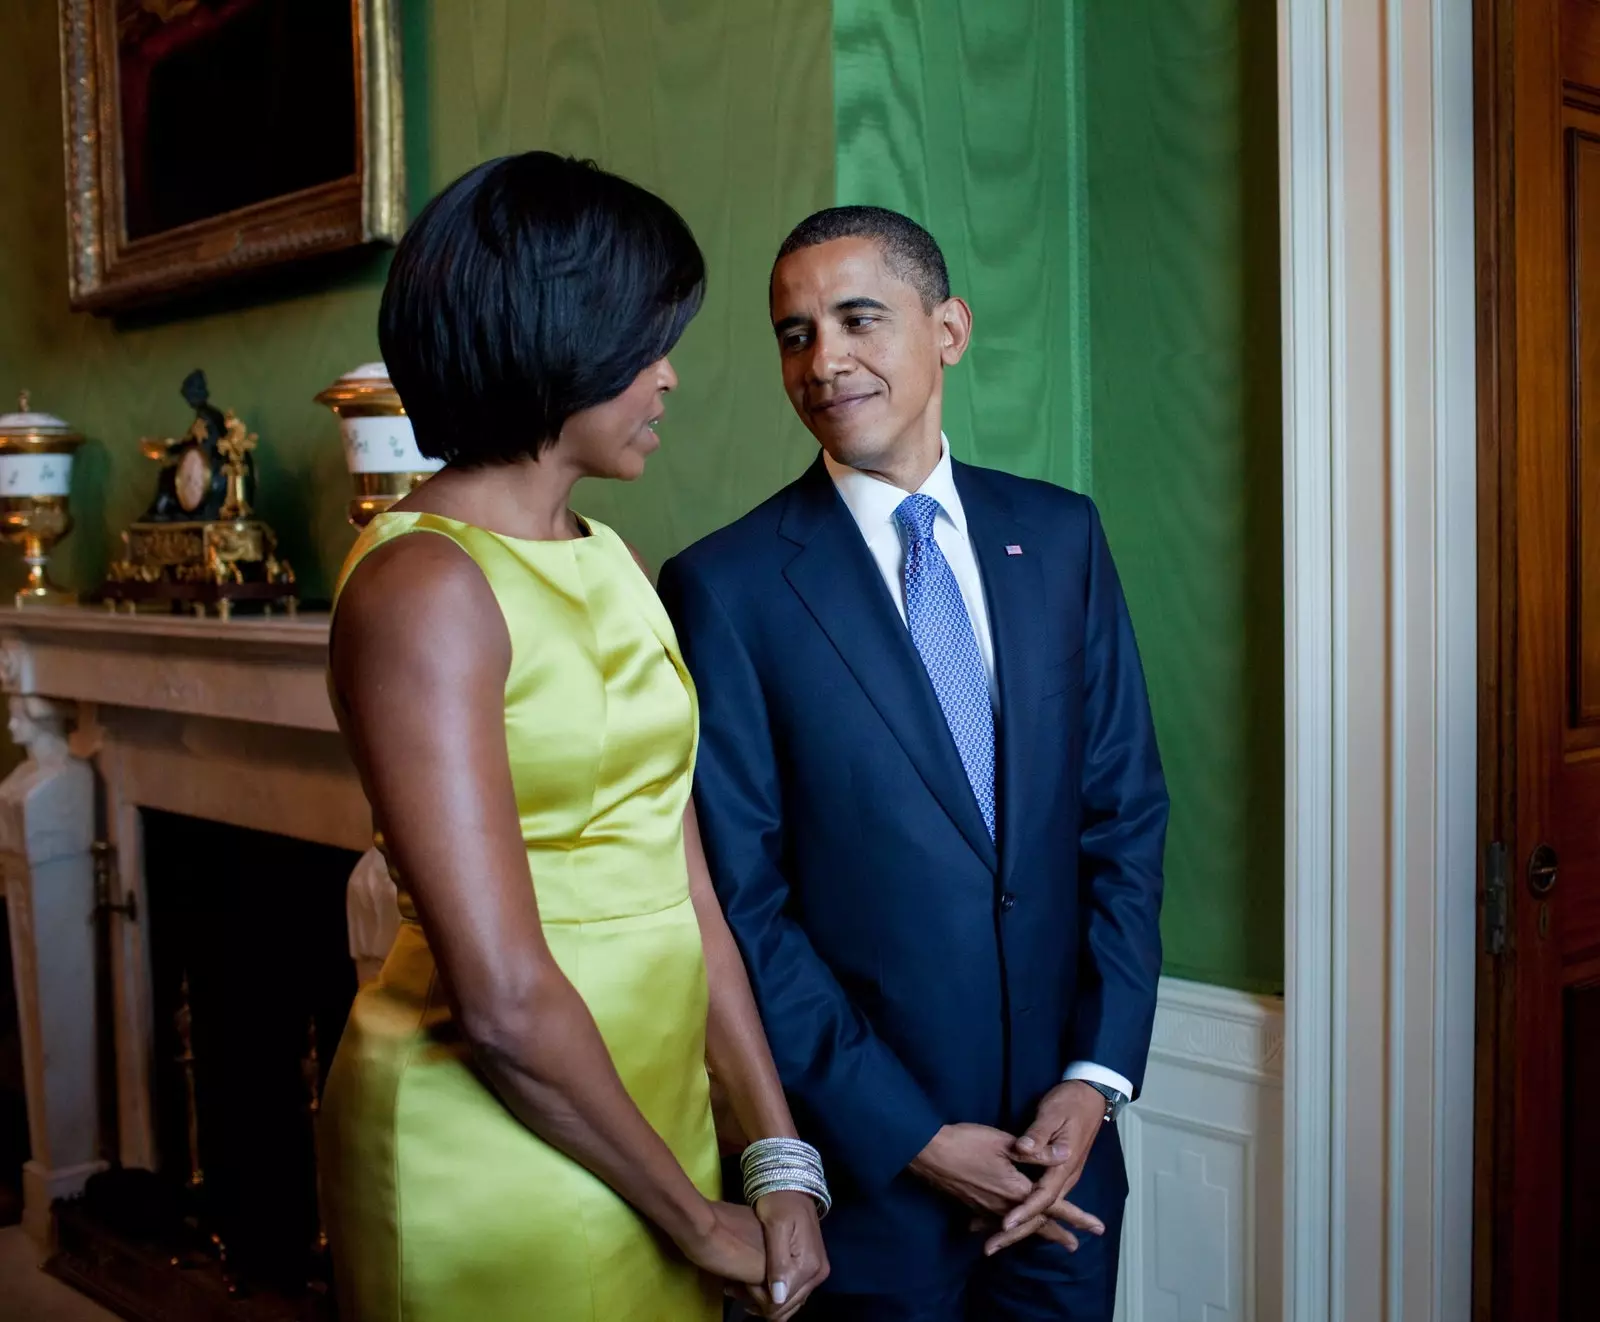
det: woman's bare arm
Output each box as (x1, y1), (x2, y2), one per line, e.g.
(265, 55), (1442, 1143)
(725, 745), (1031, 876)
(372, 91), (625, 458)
(683, 724), (830, 1318)
(684, 800), (799, 1146)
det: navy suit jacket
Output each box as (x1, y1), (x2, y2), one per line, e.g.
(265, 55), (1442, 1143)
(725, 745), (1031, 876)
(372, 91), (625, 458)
(658, 457), (1167, 1290)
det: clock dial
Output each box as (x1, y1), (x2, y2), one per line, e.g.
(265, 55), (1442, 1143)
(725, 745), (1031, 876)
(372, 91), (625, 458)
(176, 446), (211, 513)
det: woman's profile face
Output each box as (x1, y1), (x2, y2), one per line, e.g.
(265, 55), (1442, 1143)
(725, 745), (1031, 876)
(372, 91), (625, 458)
(554, 356), (678, 481)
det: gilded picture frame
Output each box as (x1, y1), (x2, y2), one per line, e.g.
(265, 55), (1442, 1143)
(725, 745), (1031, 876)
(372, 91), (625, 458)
(59, 0), (405, 313)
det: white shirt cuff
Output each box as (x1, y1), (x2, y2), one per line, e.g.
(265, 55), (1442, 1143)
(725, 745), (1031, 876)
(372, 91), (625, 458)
(1063, 1061), (1135, 1099)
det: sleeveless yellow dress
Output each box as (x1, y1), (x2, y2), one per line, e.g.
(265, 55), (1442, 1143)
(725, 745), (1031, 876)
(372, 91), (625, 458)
(319, 510), (721, 1322)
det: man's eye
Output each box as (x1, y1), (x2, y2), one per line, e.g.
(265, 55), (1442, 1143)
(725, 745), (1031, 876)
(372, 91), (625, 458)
(780, 333), (810, 352)
(844, 316), (876, 331)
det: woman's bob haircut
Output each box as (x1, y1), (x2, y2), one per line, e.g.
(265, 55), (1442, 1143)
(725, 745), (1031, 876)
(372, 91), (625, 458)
(378, 152), (706, 467)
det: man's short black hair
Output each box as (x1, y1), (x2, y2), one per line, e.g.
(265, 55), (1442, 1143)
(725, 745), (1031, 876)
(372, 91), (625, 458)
(379, 152), (705, 466)
(771, 205), (950, 311)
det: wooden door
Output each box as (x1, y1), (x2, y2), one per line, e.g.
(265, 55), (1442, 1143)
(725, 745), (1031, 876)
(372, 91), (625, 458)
(1478, 1), (1600, 1318)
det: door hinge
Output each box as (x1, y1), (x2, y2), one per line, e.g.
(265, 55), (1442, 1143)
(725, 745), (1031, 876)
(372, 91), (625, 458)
(90, 840), (137, 924)
(1485, 840), (1508, 956)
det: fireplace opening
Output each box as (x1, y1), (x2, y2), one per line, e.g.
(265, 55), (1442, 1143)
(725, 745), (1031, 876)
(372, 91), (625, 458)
(51, 809), (362, 1320)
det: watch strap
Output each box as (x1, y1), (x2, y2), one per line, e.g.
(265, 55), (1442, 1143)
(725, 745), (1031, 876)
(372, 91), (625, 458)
(1082, 1079), (1129, 1123)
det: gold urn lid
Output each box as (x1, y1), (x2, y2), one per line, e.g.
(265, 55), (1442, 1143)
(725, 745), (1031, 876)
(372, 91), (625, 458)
(314, 362), (404, 416)
(0, 392), (84, 454)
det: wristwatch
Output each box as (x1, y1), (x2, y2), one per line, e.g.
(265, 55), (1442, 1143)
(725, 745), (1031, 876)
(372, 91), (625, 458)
(1082, 1080), (1130, 1124)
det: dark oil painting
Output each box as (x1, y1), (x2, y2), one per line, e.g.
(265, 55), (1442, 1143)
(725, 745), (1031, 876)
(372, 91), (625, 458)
(116, 0), (358, 241)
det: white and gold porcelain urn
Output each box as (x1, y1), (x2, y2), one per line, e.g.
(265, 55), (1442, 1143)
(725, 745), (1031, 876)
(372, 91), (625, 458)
(0, 392), (85, 606)
(315, 363), (442, 528)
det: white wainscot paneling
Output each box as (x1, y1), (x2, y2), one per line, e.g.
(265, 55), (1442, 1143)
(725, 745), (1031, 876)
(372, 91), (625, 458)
(1115, 977), (1284, 1322)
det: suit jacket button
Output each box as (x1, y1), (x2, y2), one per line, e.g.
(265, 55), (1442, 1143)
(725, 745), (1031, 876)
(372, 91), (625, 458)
(1000, 892), (1017, 911)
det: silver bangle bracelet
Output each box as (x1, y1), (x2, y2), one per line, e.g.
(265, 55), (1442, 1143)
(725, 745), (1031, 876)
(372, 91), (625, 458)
(740, 1137), (832, 1218)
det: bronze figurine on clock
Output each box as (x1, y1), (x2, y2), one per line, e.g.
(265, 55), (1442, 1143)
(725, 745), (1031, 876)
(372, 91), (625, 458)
(136, 369), (242, 522)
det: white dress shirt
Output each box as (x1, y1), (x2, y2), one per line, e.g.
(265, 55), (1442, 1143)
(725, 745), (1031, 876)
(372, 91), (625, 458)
(824, 436), (1136, 1102)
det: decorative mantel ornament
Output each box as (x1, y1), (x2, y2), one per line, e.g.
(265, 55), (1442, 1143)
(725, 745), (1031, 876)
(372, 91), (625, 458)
(314, 362), (441, 527)
(103, 371), (296, 619)
(0, 393), (87, 607)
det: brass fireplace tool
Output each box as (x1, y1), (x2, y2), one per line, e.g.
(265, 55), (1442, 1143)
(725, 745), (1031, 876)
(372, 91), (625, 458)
(176, 973), (204, 1199)
(303, 1015), (332, 1290)
(170, 970), (232, 1285)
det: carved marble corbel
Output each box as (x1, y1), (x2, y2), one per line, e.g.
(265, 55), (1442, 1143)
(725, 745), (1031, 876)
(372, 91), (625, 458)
(0, 636), (35, 696)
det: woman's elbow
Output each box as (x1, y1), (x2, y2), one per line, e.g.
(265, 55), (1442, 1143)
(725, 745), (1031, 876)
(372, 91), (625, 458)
(455, 968), (563, 1071)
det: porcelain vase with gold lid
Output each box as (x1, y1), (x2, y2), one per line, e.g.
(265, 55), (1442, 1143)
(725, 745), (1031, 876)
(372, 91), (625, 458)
(0, 392), (86, 607)
(314, 363), (442, 527)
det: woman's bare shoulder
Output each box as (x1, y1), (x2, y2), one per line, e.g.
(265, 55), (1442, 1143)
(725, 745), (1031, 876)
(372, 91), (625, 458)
(332, 532), (511, 696)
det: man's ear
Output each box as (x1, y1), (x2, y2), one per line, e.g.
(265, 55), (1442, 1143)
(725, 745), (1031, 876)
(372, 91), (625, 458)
(939, 297), (974, 367)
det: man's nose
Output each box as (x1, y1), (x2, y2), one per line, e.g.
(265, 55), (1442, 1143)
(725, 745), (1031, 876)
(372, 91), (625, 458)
(805, 327), (850, 382)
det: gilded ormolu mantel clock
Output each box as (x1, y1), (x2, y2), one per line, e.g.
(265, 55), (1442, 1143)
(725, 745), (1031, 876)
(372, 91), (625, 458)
(102, 371), (296, 619)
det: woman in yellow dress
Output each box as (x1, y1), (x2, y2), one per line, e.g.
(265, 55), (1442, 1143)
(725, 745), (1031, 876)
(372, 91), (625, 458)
(320, 152), (829, 1321)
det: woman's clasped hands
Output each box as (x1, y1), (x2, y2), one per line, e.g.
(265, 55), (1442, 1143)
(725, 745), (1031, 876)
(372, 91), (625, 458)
(681, 1191), (828, 1320)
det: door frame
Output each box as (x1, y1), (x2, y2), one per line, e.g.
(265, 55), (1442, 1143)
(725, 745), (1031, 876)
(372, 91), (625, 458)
(1278, 0), (1478, 1317)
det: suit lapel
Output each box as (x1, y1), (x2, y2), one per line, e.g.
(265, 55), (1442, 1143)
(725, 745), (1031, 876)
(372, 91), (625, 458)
(780, 461), (999, 872)
(956, 463), (1045, 889)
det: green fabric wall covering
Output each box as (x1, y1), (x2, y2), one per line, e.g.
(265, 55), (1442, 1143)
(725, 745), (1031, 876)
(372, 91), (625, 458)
(0, 0), (833, 599)
(832, 1), (1284, 992)
(1084, 1), (1284, 992)
(0, 0), (1281, 991)
(832, 0), (1090, 492)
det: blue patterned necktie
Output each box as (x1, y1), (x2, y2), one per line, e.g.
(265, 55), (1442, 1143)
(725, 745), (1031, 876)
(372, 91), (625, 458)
(893, 493), (997, 839)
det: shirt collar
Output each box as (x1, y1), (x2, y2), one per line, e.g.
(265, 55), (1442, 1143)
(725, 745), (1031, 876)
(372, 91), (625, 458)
(822, 433), (969, 538)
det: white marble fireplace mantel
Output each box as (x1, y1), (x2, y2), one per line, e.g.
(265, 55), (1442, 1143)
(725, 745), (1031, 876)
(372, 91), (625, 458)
(0, 606), (340, 734)
(0, 605), (372, 1246)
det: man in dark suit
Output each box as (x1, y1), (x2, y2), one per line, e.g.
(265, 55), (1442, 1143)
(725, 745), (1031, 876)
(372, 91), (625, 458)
(658, 207), (1167, 1321)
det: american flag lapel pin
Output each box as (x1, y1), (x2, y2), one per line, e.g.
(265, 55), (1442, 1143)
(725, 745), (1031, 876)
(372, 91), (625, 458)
(1005, 544), (1024, 556)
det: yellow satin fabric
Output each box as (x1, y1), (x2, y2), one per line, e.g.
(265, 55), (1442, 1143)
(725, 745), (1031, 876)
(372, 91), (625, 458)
(320, 511), (720, 1322)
